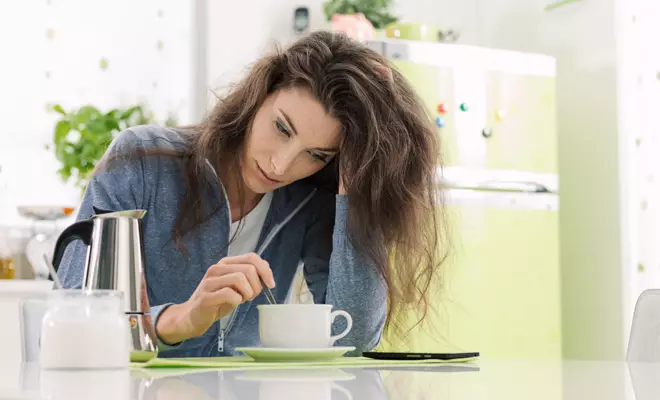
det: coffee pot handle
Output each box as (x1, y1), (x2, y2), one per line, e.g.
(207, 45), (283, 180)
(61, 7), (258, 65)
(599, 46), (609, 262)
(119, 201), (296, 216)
(51, 219), (94, 272)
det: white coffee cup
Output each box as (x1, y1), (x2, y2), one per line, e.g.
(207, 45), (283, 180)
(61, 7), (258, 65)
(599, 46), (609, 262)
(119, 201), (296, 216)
(257, 304), (353, 348)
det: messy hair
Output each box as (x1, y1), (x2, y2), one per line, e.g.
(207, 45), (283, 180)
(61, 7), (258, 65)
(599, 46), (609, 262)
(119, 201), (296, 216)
(175, 31), (448, 341)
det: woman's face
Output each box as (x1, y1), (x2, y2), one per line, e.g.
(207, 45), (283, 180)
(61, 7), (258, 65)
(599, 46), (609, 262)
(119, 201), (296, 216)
(242, 86), (341, 193)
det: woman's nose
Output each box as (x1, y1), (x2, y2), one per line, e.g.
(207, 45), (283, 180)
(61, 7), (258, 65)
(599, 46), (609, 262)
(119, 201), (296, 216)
(271, 150), (297, 176)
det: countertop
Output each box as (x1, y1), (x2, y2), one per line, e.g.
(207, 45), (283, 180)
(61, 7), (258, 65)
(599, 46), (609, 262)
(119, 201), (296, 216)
(0, 205), (75, 231)
(2, 358), (658, 399)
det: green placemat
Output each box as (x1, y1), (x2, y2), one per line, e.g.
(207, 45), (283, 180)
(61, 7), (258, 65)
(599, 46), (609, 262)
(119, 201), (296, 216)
(131, 356), (478, 370)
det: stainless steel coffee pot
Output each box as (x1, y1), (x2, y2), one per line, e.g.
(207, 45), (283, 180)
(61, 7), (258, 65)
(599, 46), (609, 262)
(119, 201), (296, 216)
(51, 209), (157, 361)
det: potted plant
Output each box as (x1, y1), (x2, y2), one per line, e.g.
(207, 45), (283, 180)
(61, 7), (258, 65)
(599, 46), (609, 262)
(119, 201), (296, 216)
(323, 0), (398, 30)
(49, 104), (177, 193)
(323, 0), (398, 40)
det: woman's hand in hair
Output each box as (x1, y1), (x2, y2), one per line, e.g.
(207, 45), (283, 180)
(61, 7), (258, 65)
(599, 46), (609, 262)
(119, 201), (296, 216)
(156, 253), (275, 344)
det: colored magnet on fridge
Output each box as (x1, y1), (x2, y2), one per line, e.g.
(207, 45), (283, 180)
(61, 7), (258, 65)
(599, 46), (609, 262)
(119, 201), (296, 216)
(459, 103), (469, 112)
(435, 116), (446, 128)
(495, 109), (506, 121)
(437, 103), (448, 114)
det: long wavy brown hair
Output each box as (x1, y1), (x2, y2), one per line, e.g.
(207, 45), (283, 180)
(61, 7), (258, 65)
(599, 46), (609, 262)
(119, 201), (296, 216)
(164, 31), (448, 340)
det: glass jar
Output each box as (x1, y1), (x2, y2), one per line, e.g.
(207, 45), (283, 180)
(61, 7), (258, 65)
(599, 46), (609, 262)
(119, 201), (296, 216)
(0, 247), (15, 279)
(0, 226), (33, 279)
(40, 290), (130, 370)
(0, 228), (16, 279)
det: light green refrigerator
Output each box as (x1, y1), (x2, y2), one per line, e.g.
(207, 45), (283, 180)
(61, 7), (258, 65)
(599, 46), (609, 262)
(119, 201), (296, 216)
(367, 39), (562, 360)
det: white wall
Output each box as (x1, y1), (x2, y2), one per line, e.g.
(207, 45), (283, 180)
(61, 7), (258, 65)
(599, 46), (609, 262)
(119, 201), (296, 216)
(203, 0), (462, 101)
(622, 0), (660, 353)
(392, 0), (482, 44)
(205, 0), (326, 99)
(0, 0), (196, 222)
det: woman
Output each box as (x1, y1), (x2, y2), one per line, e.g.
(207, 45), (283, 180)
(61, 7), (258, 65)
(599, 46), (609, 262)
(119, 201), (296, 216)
(58, 31), (447, 357)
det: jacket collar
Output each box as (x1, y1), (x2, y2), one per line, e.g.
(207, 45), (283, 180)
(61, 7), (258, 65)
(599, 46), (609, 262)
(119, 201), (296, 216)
(204, 158), (321, 252)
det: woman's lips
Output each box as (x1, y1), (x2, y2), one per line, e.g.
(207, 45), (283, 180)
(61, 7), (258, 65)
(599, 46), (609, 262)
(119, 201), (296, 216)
(257, 164), (282, 185)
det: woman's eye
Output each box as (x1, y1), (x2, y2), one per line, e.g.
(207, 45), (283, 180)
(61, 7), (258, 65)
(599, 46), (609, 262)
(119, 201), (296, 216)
(274, 119), (290, 137)
(311, 152), (329, 163)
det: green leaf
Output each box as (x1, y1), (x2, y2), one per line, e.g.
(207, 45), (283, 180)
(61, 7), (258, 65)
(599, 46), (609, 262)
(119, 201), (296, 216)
(54, 143), (66, 163)
(137, 110), (152, 125)
(48, 102), (156, 190)
(87, 118), (109, 134)
(53, 104), (66, 115)
(165, 113), (178, 127)
(54, 120), (71, 143)
(73, 106), (101, 127)
(324, 0), (359, 20)
(57, 166), (72, 182)
(119, 106), (141, 120)
(104, 109), (122, 122)
(59, 145), (78, 170)
(323, 0), (397, 27)
(79, 105), (101, 116)
(104, 118), (120, 132)
(93, 144), (110, 161)
(93, 131), (113, 148)
(79, 142), (96, 163)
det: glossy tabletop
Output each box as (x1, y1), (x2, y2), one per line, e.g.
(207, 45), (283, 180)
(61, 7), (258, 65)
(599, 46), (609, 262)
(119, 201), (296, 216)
(1, 358), (658, 399)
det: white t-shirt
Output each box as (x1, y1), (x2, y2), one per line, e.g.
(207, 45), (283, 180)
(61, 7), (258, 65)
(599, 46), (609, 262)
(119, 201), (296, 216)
(220, 191), (273, 331)
(227, 191), (273, 257)
(227, 191), (313, 305)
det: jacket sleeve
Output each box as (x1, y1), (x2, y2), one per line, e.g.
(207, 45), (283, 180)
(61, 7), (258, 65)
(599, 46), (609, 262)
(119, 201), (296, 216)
(56, 128), (181, 351)
(301, 194), (388, 354)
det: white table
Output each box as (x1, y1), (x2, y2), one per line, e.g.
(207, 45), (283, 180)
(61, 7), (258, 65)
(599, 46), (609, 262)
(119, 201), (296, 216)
(2, 358), (658, 399)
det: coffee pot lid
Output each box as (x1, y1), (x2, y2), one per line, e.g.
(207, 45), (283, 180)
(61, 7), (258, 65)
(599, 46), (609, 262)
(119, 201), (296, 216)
(94, 210), (147, 219)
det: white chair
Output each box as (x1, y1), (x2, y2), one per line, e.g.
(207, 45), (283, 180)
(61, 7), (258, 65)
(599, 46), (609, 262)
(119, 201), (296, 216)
(627, 289), (660, 362)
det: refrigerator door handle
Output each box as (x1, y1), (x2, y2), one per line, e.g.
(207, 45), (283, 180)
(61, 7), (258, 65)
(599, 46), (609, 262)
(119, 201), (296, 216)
(442, 179), (553, 193)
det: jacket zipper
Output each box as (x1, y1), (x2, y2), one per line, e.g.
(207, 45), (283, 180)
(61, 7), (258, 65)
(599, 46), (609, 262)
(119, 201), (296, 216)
(205, 158), (317, 354)
(208, 158), (240, 354)
(218, 328), (224, 352)
(218, 309), (239, 352)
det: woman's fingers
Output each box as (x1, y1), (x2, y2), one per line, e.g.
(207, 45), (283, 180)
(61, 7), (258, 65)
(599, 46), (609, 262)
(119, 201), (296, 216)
(209, 253), (276, 288)
(200, 287), (244, 309)
(209, 264), (262, 299)
(199, 272), (254, 301)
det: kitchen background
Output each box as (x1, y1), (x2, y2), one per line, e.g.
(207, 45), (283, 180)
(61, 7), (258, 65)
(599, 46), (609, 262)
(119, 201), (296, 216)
(1, 0), (660, 363)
